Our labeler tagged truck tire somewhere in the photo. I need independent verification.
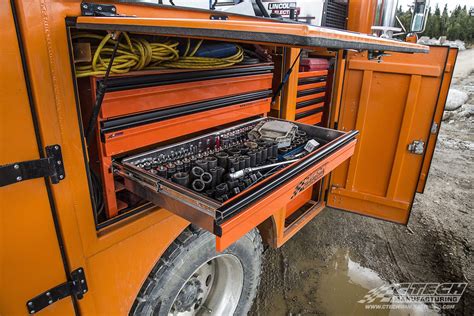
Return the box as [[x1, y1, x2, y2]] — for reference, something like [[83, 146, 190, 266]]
[[130, 226, 263, 316]]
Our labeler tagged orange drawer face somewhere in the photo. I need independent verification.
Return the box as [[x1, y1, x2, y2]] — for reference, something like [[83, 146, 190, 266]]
[[100, 96, 271, 156], [98, 72, 273, 119], [91, 64, 273, 120], [115, 118, 357, 251]]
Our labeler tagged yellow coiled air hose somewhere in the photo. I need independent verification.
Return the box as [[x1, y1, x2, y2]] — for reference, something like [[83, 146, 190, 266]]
[[74, 33, 244, 77]]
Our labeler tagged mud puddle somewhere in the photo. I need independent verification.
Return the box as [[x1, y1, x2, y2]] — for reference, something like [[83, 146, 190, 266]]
[[315, 250, 437, 316]]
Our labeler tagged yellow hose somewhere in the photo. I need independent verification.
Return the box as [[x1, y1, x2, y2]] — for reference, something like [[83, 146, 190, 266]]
[[74, 32, 244, 77]]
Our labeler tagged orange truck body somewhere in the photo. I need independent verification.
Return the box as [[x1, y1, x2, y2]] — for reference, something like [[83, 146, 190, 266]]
[[0, 1, 456, 315]]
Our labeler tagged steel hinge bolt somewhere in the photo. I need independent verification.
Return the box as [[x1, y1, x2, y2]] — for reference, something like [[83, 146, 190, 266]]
[[16, 176, 22, 181], [14, 164, 20, 169]]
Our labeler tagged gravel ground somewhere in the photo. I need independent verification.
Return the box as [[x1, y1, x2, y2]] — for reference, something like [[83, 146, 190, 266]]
[[250, 49, 473, 315]]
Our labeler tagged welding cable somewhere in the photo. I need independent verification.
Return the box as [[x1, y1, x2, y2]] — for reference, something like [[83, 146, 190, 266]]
[[74, 33, 245, 77], [74, 33, 180, 77]]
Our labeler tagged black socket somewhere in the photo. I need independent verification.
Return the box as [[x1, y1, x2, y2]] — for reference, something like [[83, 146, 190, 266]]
[[227, 179, 239, 190], [260, 146, 268, 163], [215, 183, 229, 195], [238, 146, 249, 155], [195, 159, 208, 172], [191, 166, 205, 179], [175, 160, 184, 172], [166, 163, 176, 177], [205, 156, 218, 169], [238, 156, 246, 170], [228, 147, 241, 156], [192, 179, 205, 192], [216, 152, 229, 169], [271, 142, 279, 158], [172, 172, 190, 188], [209, 168, 218, 188], [215, 166, 225, 185], [182, 158, 191, 172], [156, 165, 168, 178], [242, 155, 251, 168], [228, 156, 240, 171], [265, 145, 273, 159], [268, 157, 278, 164], [247, 151, 257, 167], [255, 149, 262, 165], [200, 172, 213, 188]]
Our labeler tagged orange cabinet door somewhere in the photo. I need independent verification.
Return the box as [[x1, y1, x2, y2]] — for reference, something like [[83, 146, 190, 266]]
[[328, 46, 453, 224], [416, 48, 459, 193], [0, 2, 77, 315]]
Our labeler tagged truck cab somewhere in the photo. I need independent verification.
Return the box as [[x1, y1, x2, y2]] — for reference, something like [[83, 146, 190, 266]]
[[1, 1, 457, 315]]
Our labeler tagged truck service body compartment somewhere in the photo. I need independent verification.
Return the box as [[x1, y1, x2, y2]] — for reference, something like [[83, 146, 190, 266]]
[[69, 9, 430, 250]]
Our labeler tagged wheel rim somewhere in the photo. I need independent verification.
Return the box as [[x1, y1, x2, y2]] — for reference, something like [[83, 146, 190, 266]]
[[168, 254, 244, 316]]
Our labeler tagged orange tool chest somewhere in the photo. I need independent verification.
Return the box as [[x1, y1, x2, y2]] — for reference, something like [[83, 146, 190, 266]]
[[295, 70, 327, 125]]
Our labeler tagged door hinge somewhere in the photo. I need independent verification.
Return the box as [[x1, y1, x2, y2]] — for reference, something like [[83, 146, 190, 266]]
[[81, 2, 118, 16], [26, 268, 88, 314], [407, 140, 425, 155], [0, 145, 65, 187]]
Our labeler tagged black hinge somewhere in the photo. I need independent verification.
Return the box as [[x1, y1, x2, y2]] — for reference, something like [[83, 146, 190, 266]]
[[0, 145, 65, 187], [81, 2, 118, 16], [26, 268, 88, 314]]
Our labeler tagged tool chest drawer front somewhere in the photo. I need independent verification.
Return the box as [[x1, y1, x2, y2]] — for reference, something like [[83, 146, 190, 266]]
[[100, 92, 272, 156], [115, 118, 357, 250], [296, 70, 327, 125], [97, 66, 274, 119]]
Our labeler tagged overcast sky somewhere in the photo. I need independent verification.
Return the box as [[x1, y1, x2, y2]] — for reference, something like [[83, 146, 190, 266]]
[[398, 0, 473, 11]]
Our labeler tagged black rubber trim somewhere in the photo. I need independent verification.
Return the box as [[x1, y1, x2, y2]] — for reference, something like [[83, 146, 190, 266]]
[[298, 76, 327, 85], [101, 90, 272, 134], [295, 107, 325, 120], [296, 96, 326, 109], [215, 130, 359, 225], [297, 87, 326, 97], [71, 21, 429, 54], [96, 202, 154, 230], [103, 65, 274, 92]]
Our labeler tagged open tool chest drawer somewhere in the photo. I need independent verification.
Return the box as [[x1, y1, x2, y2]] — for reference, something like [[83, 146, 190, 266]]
[[114, 117, 357, 250]]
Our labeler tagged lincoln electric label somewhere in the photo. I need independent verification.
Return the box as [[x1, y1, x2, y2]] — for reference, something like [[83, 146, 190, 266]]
[[291, 165, 325, 199], [266, 2, 300, 16]]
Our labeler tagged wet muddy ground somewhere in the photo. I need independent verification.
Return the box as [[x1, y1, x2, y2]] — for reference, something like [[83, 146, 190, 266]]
[[250, 50, 473, 315]]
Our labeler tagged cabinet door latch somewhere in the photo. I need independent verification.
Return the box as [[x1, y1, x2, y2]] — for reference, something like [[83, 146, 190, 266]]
[[407, 140, 425, 155]]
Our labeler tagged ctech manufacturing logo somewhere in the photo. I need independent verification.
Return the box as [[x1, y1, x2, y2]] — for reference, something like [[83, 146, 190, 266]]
[[358, 282, 468, 311]]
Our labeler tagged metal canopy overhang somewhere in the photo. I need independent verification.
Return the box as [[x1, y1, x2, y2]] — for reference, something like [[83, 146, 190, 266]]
[[71, 17, 429, 54]]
